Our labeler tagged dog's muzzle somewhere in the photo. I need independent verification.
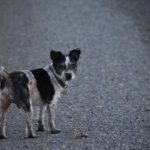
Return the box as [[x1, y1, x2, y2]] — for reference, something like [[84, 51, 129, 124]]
[[65, 73, 72, 81]]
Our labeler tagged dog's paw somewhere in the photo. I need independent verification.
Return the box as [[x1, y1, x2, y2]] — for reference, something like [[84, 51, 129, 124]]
[[0, 135, 6, 140], [51, 128, 61, 134], [37, 125, 45, 132], [27, 134, 37, 138], [27, 132, 36, 138]]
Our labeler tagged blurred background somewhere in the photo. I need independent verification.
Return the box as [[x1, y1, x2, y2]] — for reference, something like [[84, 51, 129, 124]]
[[0, 0, 150, 150]]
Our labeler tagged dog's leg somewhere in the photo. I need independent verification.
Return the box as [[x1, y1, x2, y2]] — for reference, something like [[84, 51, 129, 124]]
[[47, 104, 60, 134], [0, 96, 11, 139], [37, 104, 46, 131], [25, 99, 35, 138], [0, 112, 7, 139]]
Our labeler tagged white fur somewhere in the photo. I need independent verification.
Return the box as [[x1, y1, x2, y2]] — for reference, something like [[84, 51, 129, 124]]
[[38, 105, 46, 125], [22, 70, 43, 106], [30, 87, 43, 106], [65, 56, 76, 80], [65, 56, 70, 67], [25, 99, 35, 137]]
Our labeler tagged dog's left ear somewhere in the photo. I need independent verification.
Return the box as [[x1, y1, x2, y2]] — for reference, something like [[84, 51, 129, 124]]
[[50, 50, 64, 62], [69, 48, 81, 62]]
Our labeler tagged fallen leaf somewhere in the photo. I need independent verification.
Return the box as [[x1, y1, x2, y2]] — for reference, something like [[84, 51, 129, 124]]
[[73, 133, 88, 139]]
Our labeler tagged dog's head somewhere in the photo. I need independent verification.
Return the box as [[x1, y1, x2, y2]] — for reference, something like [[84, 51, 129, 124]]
[[50, 49, 81, 82]]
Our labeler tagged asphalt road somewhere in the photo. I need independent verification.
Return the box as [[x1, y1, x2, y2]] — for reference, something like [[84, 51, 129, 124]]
[[0, 0, 150, 150]]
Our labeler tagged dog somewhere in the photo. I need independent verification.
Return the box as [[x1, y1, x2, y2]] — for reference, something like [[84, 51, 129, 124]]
[[0, 49, 81, 139]]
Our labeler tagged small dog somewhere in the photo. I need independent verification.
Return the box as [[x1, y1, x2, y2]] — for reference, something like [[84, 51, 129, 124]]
[[0, 49, 81, 139]]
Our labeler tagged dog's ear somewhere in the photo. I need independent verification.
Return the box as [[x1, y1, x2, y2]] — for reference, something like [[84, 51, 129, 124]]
[[69, 48, 81, 62], [0, 66, 9, 80], [50, 50, 64, 62], [0, 66, 11, 90]]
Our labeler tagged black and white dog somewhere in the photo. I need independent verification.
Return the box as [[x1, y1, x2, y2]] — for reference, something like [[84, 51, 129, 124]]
[[0, 49, 81, 139]]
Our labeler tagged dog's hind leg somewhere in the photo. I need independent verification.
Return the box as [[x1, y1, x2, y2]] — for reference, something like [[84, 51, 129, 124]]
[[0, 112, 7, 139], [37, 104, 46, 131], [47, 104, 60, 134], [0, 95, 11, 139], [25, 99, 35, 138]]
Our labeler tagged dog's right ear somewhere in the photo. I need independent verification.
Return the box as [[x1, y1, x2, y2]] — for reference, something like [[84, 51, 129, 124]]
[[69, 48, 81, 62], [0, 66, 9, 79], [50, 50, 63, 62]]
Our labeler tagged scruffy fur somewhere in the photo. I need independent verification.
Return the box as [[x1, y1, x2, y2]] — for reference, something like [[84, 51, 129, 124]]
[[0, 49, 81, 139]]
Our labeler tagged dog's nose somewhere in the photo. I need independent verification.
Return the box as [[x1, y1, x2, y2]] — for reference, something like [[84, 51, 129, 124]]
[[65, 73, 72, 80]]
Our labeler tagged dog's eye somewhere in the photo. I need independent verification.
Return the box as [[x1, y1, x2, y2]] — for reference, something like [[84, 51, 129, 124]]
[[71, 64, 76, 68], [57, 65, 65, 69]]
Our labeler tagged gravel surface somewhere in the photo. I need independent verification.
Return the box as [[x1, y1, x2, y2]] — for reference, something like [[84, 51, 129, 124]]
[[0, 0, 150, 150]]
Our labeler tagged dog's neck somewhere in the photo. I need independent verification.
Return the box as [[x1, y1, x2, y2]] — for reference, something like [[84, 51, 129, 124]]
[[52, 72, 67, 88], [47, 65, 68, 89]]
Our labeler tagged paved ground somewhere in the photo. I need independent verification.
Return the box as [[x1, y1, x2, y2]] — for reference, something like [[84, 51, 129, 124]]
[[0, 0, 150, 149]]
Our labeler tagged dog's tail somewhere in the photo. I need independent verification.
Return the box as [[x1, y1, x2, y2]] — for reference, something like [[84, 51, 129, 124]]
[[0, 66, 11, 90]]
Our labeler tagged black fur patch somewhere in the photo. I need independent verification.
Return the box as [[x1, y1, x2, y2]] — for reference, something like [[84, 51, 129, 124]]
[[50, 51, 66, 76], [31, 68, 55, 104], [69, 49, 81, 62], [0, 78, 6, 90], [9, 71, 30, 112]]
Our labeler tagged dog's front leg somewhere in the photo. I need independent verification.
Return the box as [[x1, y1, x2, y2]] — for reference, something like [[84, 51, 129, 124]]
[[47, 104, 60, 134], [25, 100, 35, 138], [37, 104, 46, 131]]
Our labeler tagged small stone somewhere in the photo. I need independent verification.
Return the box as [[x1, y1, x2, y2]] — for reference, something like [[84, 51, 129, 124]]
[[24, 145, 28, 148], [145, 108, 150, 112], [73, 133, 88, 139]]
